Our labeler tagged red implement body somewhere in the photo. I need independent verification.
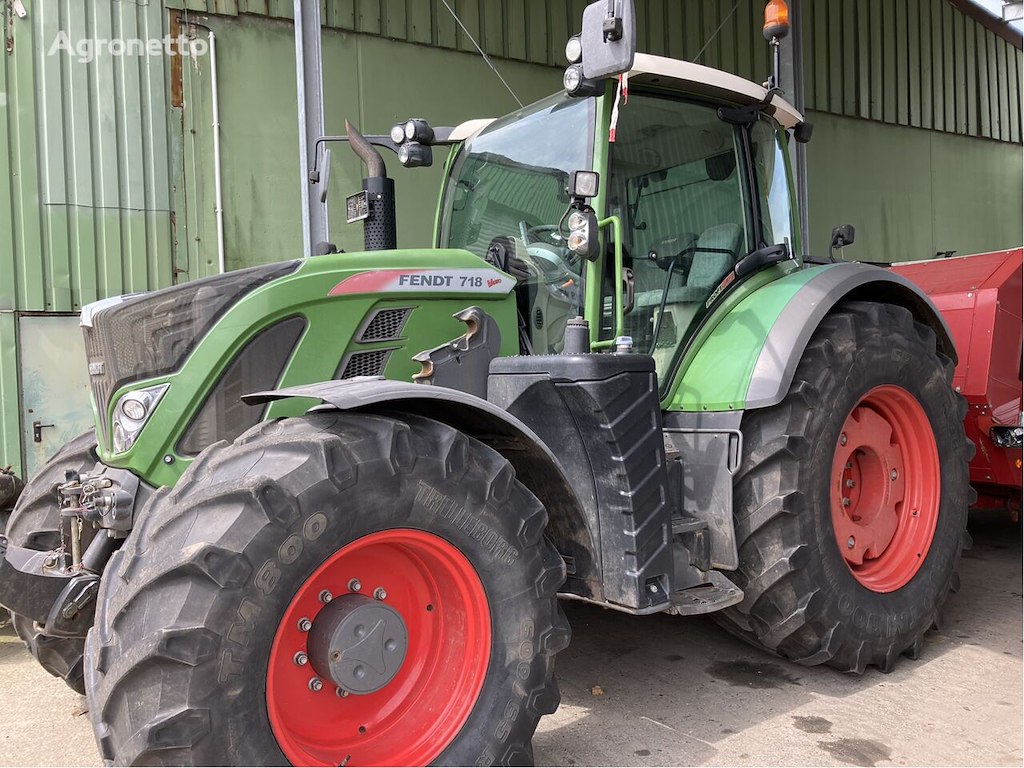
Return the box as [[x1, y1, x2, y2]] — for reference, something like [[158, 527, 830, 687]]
[[890, 249, 1023, 516]]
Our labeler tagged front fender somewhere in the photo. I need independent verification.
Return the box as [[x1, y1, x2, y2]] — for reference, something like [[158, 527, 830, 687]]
[[666, 262, 956, 412], [244, 378, 598, 597]]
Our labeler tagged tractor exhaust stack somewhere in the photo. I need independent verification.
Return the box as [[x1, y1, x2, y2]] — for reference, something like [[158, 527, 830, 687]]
[[345, 120, 397, 251]]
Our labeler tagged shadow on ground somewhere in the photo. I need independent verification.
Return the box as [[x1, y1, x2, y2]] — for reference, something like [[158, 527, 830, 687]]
[[533, 509, 1023, 767]]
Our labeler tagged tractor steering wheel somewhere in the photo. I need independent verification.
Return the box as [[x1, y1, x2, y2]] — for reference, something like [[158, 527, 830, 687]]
[[523, 223, 567, 248]]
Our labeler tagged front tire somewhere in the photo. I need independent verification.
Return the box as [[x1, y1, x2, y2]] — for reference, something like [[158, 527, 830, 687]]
[[86, 412, 569, 766], [717, 302, 971, 673], [6, 431, 99, 694]]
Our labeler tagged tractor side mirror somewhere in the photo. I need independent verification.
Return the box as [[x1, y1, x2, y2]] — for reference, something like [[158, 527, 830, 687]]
[[580, 0, 636, 79], [829, 224, 856, 261], [793, 121, 814, 143], [318, 148, 332, 204]]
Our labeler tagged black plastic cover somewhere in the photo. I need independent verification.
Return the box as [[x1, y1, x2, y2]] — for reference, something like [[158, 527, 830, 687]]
[[488, 354, 673, 610], [178, 316, 306, 456]]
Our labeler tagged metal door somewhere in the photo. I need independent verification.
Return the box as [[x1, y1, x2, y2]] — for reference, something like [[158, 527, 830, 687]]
[[19, 315, 94, 479]]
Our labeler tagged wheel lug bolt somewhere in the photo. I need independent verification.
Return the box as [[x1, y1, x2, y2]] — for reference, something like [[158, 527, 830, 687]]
[[842, 497, 851, 507], [846, 480, 856, 488], [847, 536, 855, 549], [319, 590, 333, 603], [308, 677, 323, 692], [297, 617, 312, 632], [348, 579, 362, 593], [890, 469, 898, 480], [373, 587, 387, 601], [840, 433, 848, 446], [336, 687, 349, 698], [293, 652, 308, 666]]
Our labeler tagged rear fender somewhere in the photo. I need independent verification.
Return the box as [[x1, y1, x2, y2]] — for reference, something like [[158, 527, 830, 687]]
[[243, 379, 598, 598], [667, 262, 956, 412]]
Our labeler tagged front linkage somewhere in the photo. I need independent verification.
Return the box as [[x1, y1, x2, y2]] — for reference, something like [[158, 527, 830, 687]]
[[0, 464, 147, 641]]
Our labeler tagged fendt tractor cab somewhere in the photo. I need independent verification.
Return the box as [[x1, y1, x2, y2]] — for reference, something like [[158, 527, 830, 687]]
[[0, 2, 971, 766]]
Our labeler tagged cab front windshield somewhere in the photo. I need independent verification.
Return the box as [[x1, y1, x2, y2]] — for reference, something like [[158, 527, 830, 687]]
[[440, 94, 596, 353]]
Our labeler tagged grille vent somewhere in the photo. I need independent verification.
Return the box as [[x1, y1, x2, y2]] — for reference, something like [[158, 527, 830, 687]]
[[534, 308, 544, 329], [337, 349, 391, 380], [358, 308, 411, 343]]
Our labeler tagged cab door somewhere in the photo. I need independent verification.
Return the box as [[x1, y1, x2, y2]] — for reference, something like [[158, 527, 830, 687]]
[[596, 92, 798, 387]]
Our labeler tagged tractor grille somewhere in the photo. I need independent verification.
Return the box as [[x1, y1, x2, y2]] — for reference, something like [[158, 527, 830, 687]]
[[83, 327, 116, 437], [337, 349, 392, 380], [357, 308, 411, 343]]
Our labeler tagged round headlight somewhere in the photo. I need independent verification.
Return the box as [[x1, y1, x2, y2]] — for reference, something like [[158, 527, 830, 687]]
[[565, 36, 583, 64], [563, 65, 583, 94], [568, 231, 588, 253], [120, 395, 149, 421], [404, 120, 417, 141], [113, 422, 128, 453], [568, 210, 588, 231], [390, 124, 406, 144], [398, 144, 411, 165]]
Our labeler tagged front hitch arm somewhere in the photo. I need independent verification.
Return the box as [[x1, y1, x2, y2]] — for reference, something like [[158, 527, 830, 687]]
[[0, 535, 101, 638]]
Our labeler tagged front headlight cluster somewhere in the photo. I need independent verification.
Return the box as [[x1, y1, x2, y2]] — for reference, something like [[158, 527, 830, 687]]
[[566, 207, 600, 262], [112, 384, 169, 454], [391, 118, 434, 168]]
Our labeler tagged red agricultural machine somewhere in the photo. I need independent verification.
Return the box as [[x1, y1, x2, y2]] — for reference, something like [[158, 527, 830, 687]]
[[891, 248, 1023, 518]]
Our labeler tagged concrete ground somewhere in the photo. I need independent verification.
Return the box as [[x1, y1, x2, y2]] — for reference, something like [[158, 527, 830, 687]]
[[1, 510, 1020, 767]]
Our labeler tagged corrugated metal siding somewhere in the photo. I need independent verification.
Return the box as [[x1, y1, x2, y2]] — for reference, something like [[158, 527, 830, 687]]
[[0, 0, 175, 313], [166, 0, 770, 80], [166, 0, 1021, 144], [804, 0, 1022, 142]]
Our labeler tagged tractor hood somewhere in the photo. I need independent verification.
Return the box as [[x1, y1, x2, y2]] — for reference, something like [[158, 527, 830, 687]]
[[82, 248, 520, 484]]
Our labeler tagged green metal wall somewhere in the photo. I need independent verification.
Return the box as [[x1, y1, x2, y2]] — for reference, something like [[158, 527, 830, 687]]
[[4, 0, 1020, 298], [172, 11, 564, 276], [806, 110, 1024, 260], [168, 0, 1022, 143], [167, 0, 1022, 265], [805, 0, 1021, 143], [1, 0, 176, 314]]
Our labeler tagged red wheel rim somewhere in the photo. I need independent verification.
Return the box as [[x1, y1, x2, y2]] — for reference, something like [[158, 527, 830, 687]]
[[830, 385, 941, 593], [267, 529, 491, 766]]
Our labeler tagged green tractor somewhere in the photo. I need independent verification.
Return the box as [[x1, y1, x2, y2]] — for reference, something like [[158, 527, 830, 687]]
[[0, 2, 971, 765]]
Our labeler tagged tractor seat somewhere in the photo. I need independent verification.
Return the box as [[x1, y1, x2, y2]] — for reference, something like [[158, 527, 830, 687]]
[[636, 223, 743, 308]]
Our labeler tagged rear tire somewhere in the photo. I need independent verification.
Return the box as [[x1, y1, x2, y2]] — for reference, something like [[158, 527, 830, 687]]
[[6, 431, 98, 694], [86, 411, 569, 766], [716, 302, 971, 673]]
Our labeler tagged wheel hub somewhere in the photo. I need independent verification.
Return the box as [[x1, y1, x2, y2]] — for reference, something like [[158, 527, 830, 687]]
[[307, 593, 408, 694], [830, 385, 941, 593], [266, 528, 492, 766]]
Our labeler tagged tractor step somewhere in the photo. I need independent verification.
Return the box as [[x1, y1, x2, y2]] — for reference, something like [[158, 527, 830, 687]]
[[671, 515, 706, 535], [668, 569, 743, 616]]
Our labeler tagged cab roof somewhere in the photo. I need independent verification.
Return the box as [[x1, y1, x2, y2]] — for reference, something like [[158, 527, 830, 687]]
[[629, 54, 803, 129], [448, 54, 805, 141]]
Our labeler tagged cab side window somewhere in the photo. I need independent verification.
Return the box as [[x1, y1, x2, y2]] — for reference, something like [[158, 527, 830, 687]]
[[750, 119, 797, 251]]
